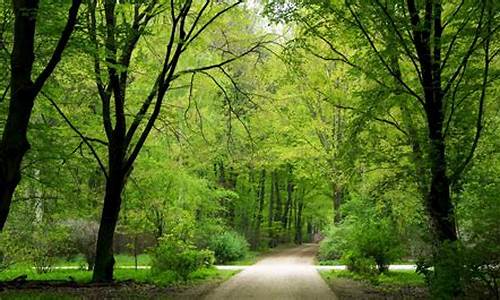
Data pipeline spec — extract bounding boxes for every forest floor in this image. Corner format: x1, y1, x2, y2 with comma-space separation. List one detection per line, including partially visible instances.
204, 243, 338, 300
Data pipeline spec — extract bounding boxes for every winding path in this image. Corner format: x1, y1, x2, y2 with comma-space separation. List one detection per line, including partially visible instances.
204, 244, 337, 300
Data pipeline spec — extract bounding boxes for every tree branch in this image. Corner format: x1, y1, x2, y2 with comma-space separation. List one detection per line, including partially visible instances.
42, 91, 108, 180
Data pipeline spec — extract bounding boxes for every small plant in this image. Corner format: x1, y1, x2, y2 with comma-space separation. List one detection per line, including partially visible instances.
0, 231, 23, 271
30, 225, 74, 274
207, 231, 249, 264
320, 218, 403, 274
150, 236, 214, 280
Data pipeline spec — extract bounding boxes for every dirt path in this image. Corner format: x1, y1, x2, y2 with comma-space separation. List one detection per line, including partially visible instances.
204, 244, 337, 300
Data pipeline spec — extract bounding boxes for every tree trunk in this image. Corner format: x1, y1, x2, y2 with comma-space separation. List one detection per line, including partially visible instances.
0, 0, 38, 231
0, 0, 81, 231
294, 188, 304, 244
273, 170, 282, 229
92, 140, 126, 282
282, 167, 293, 230
268, 171, 276, 247
426, 106, 457, 242
332, 182, 342, 224
252, 170, 266, 250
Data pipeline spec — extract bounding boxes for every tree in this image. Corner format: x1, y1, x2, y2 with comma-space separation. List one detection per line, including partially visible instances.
266, 0, 499, 244
83, 0, 264, 282
0, 0, 82, 231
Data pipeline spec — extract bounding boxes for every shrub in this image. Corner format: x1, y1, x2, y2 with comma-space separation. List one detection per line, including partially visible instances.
318, 225, 348, 261
0, 231, 25, 271
417, 240, 500, 299
351, 219, 402, 273
207, 231, 249, 264
150, 236, 214, 280
29, 225, 74, 274
320, 218, 403, 274
343, 250, 377, 275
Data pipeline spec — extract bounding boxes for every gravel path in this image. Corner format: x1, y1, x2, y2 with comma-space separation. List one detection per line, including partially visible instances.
204, 244, 337, 300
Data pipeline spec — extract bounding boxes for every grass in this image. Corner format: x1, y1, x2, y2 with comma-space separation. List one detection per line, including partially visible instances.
321, 269, 425, 287
316, 258, 416, 266
0, 267, 238, 299
0, 267, 151, 283
52, 254, 151, 268
223, 251, 261, 265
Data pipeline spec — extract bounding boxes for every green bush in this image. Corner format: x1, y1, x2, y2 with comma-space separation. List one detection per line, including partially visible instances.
150, 236, 214, 280
417, 240, 500, 299
0, 231, 24, 271
207, 231, 249, 264
30, 225, 75, 273
350, 219, 402, 273
318, 225, 348, 261
343, 250, 377, 275
320, 218, 402, 274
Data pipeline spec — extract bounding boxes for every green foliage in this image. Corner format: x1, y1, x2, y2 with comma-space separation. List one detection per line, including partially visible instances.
417, 241, 500, 299
322, 270, 425, 287
0, 232, 24, 271
318, 225, 348, 261
207, 231, 249, 264
150, 236, 214, 280
319, 217, 403, 274
29, 225, 75, 274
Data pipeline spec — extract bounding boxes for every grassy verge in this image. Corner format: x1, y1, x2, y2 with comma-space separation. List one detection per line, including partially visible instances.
0, 268, 238, 299
51, 254, 151, 268
320, 270, 428, 299
316, 259, 416, 266
223, 251, 261, 266
321, 270, 425, 286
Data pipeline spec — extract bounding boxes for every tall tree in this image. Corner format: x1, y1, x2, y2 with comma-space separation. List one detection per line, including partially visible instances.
85, 0, 263, 282
0, 0, 82, 231
266, 0, 499, 243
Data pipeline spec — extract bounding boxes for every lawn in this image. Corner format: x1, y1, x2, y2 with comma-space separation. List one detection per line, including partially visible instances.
0, 267, 238, 299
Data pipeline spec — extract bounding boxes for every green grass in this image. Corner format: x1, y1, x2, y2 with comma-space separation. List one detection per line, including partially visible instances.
321, 270, 425, 287
223, 251, 261, 265
0, 267, 151, 283
53, 254, 151, 268
317, 259, 416, 266
0, 268, 238, 300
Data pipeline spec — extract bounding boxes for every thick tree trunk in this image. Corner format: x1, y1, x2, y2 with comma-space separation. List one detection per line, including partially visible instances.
0, 0, 38, 231
426, 107, 457, 242
92, 140, 125, 282
92, 176, 123, 282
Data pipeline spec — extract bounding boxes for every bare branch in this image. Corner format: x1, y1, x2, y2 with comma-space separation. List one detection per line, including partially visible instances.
42, 91, 108, 180
33, 0, 83, 93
